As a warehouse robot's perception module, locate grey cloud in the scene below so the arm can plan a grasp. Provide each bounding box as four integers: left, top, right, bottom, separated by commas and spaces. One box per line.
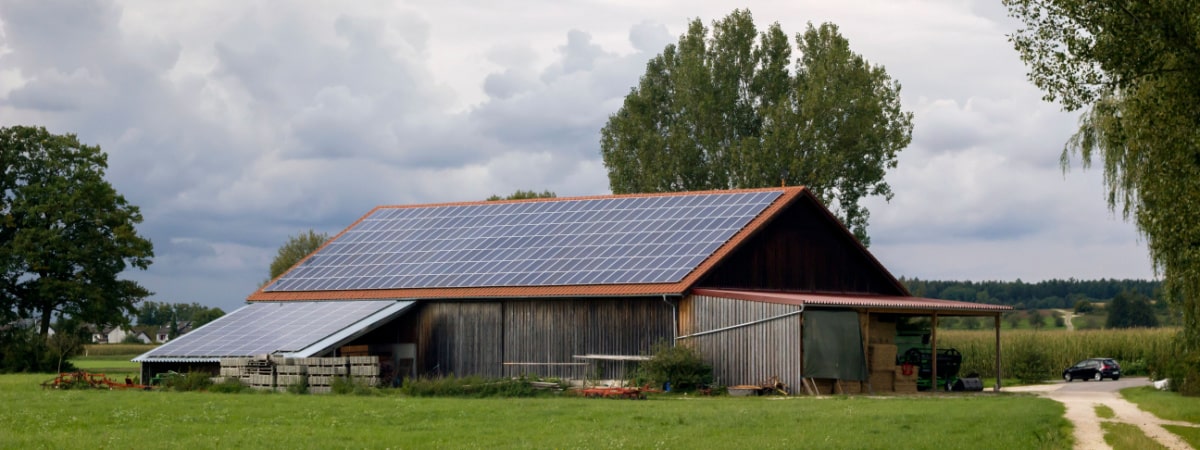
629, 21, 672, 53
483, 69, 539, 100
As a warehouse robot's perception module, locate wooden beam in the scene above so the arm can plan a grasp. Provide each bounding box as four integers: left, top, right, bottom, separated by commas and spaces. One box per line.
994, 314, 1002, 392
931, 313, 938, 394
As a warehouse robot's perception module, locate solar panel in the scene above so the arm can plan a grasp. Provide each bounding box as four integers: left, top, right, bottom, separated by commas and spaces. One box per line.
264, 190, 782, 292
133, 301, 412, 361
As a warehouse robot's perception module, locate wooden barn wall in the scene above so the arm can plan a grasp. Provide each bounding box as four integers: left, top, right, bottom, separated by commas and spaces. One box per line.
502, 298, 674, 380
680, 295, 803, 390
405, 298, 673, 379
698, 196, 903, 295
414, 302, 504, 377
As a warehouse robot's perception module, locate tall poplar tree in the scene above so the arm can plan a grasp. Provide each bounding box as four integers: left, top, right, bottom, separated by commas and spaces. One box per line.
600, 10, 913, 245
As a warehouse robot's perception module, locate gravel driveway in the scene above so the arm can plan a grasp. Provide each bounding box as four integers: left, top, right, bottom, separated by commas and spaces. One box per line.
1007, 377, 1196, 449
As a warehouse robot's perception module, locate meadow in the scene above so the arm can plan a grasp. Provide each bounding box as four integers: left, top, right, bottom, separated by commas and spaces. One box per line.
0, 371, 1072, 449
940, 328, 1178, 381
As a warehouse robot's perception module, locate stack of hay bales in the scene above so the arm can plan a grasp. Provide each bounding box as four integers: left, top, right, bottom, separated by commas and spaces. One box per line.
894, 360, 919, 393
867, 317, 897, 393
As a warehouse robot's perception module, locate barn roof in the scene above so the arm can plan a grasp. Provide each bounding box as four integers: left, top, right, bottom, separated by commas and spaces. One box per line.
250, 187, 874, 301
133, 300, 414, 363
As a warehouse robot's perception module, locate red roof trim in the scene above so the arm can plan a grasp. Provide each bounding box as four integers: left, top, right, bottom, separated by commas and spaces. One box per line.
692, 288, 1012, 313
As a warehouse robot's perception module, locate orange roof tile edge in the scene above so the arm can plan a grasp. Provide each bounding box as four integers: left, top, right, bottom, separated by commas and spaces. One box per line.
248, 187, 803, 302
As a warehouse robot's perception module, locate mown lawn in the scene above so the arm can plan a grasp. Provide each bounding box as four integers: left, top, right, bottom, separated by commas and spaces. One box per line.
0, 373, 1071, 449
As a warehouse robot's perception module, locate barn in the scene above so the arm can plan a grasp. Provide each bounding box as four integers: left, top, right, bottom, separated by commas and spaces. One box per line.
135, 186, 1010, 393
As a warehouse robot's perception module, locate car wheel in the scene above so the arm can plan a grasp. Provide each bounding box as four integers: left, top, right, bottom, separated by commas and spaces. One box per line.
1093, 372, 1103, 381
1112, 376, 1120, 381
1063, 373, 1072, 382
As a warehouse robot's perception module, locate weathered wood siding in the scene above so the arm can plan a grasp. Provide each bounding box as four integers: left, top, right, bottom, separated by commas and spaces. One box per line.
699, 195, 904, 295
680, 295, 803, 389
502, 298, 674, 379
410, 298, 673, 379
415, 302, 504, 377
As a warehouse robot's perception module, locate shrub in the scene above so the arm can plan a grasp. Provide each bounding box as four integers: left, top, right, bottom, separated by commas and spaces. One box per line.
286, 380, 309, 395
637, 343, 712, 392
163, 371, 213, 392
1007, 339, 1052, 384
398, 375, 556, 398
0, 327, 77, 373
331, 376, 376, 395
209, 378, 250, 394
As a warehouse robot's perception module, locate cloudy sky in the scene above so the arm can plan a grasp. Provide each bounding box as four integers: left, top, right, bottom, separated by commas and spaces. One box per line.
0, 0, 1154, 313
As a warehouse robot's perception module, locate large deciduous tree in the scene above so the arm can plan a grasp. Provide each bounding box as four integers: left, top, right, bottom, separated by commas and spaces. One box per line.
267, 229, 330, 281
600, 10, 913, 244
486, 190, 557, 201
1004, 1, 1200, 349
0, 126, 154, 337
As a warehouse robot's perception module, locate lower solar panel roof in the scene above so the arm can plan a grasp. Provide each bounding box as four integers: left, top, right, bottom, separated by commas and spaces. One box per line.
133, 300, 414, 363
257, 189, 789, 299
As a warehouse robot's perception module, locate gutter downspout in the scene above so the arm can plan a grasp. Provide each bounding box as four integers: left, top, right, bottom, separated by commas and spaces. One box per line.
662, 295, 677, 344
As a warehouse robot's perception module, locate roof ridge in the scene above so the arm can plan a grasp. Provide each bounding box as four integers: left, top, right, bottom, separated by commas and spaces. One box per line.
370, 186, 808, 210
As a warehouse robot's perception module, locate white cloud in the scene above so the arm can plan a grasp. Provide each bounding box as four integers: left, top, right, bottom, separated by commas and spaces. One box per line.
0, 0, 1156, 311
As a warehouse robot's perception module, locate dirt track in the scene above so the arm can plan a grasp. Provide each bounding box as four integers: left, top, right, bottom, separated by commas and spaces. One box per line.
1007, 377, 1197, 449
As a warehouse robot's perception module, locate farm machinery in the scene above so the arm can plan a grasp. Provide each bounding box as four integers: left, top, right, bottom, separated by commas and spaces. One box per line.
899, 347, 982, 391
41, 371, 151, 390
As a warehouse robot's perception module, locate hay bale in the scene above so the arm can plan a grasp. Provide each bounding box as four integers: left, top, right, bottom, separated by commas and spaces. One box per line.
869, 344, 897, 371
869, 371, 894, 392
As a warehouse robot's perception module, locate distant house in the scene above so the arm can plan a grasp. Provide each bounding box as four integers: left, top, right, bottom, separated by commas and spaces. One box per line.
1, 319, 54, 337
102, 327, 152, 344
152, 322, 193, 344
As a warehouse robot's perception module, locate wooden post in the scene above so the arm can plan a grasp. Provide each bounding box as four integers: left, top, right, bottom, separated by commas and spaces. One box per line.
862, 310, 872, 395
994, 314, 1002, 392
931, 313, 938, 394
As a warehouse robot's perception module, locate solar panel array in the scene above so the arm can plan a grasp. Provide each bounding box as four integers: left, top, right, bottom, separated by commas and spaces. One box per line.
264, 190, 782, 292
135, 301, 400, 360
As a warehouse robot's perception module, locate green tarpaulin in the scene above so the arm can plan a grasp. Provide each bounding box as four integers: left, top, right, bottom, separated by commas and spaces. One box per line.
802, 310, 867, 380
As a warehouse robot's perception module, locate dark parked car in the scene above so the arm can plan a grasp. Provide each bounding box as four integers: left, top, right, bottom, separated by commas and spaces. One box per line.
1062, 358, 1120, 381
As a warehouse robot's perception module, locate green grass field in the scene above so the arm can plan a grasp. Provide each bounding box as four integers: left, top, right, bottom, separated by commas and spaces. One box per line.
0, 373, 1072, 449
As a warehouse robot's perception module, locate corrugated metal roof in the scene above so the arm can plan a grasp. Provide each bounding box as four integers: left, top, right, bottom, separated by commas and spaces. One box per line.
692, 288, 1012, 313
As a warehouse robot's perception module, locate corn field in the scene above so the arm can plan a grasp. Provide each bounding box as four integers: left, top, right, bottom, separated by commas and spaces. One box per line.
939, 328, 1179, 381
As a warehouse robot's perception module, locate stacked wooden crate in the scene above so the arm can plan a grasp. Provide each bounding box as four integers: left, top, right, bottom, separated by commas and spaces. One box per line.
348, 356, 381, 387
214, 355, 383, 393
274, 363, 308, 392
242, 358, 276, 390
304, 357, 348, 394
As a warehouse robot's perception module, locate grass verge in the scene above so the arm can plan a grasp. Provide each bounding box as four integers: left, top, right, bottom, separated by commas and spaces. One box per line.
1120, 386, 1200, 423
1100, 421, 1166, 450
0, 373, 1072, 449
1162, 425, 1200, 449
1095, 404, 1115, 419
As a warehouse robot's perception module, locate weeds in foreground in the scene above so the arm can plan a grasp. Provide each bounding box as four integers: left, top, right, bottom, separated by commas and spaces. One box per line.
399, 375, 564, 398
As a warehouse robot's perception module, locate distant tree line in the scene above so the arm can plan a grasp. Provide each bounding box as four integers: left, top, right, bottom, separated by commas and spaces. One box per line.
902, 278, 1160, 310
136, 301, 224, 329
